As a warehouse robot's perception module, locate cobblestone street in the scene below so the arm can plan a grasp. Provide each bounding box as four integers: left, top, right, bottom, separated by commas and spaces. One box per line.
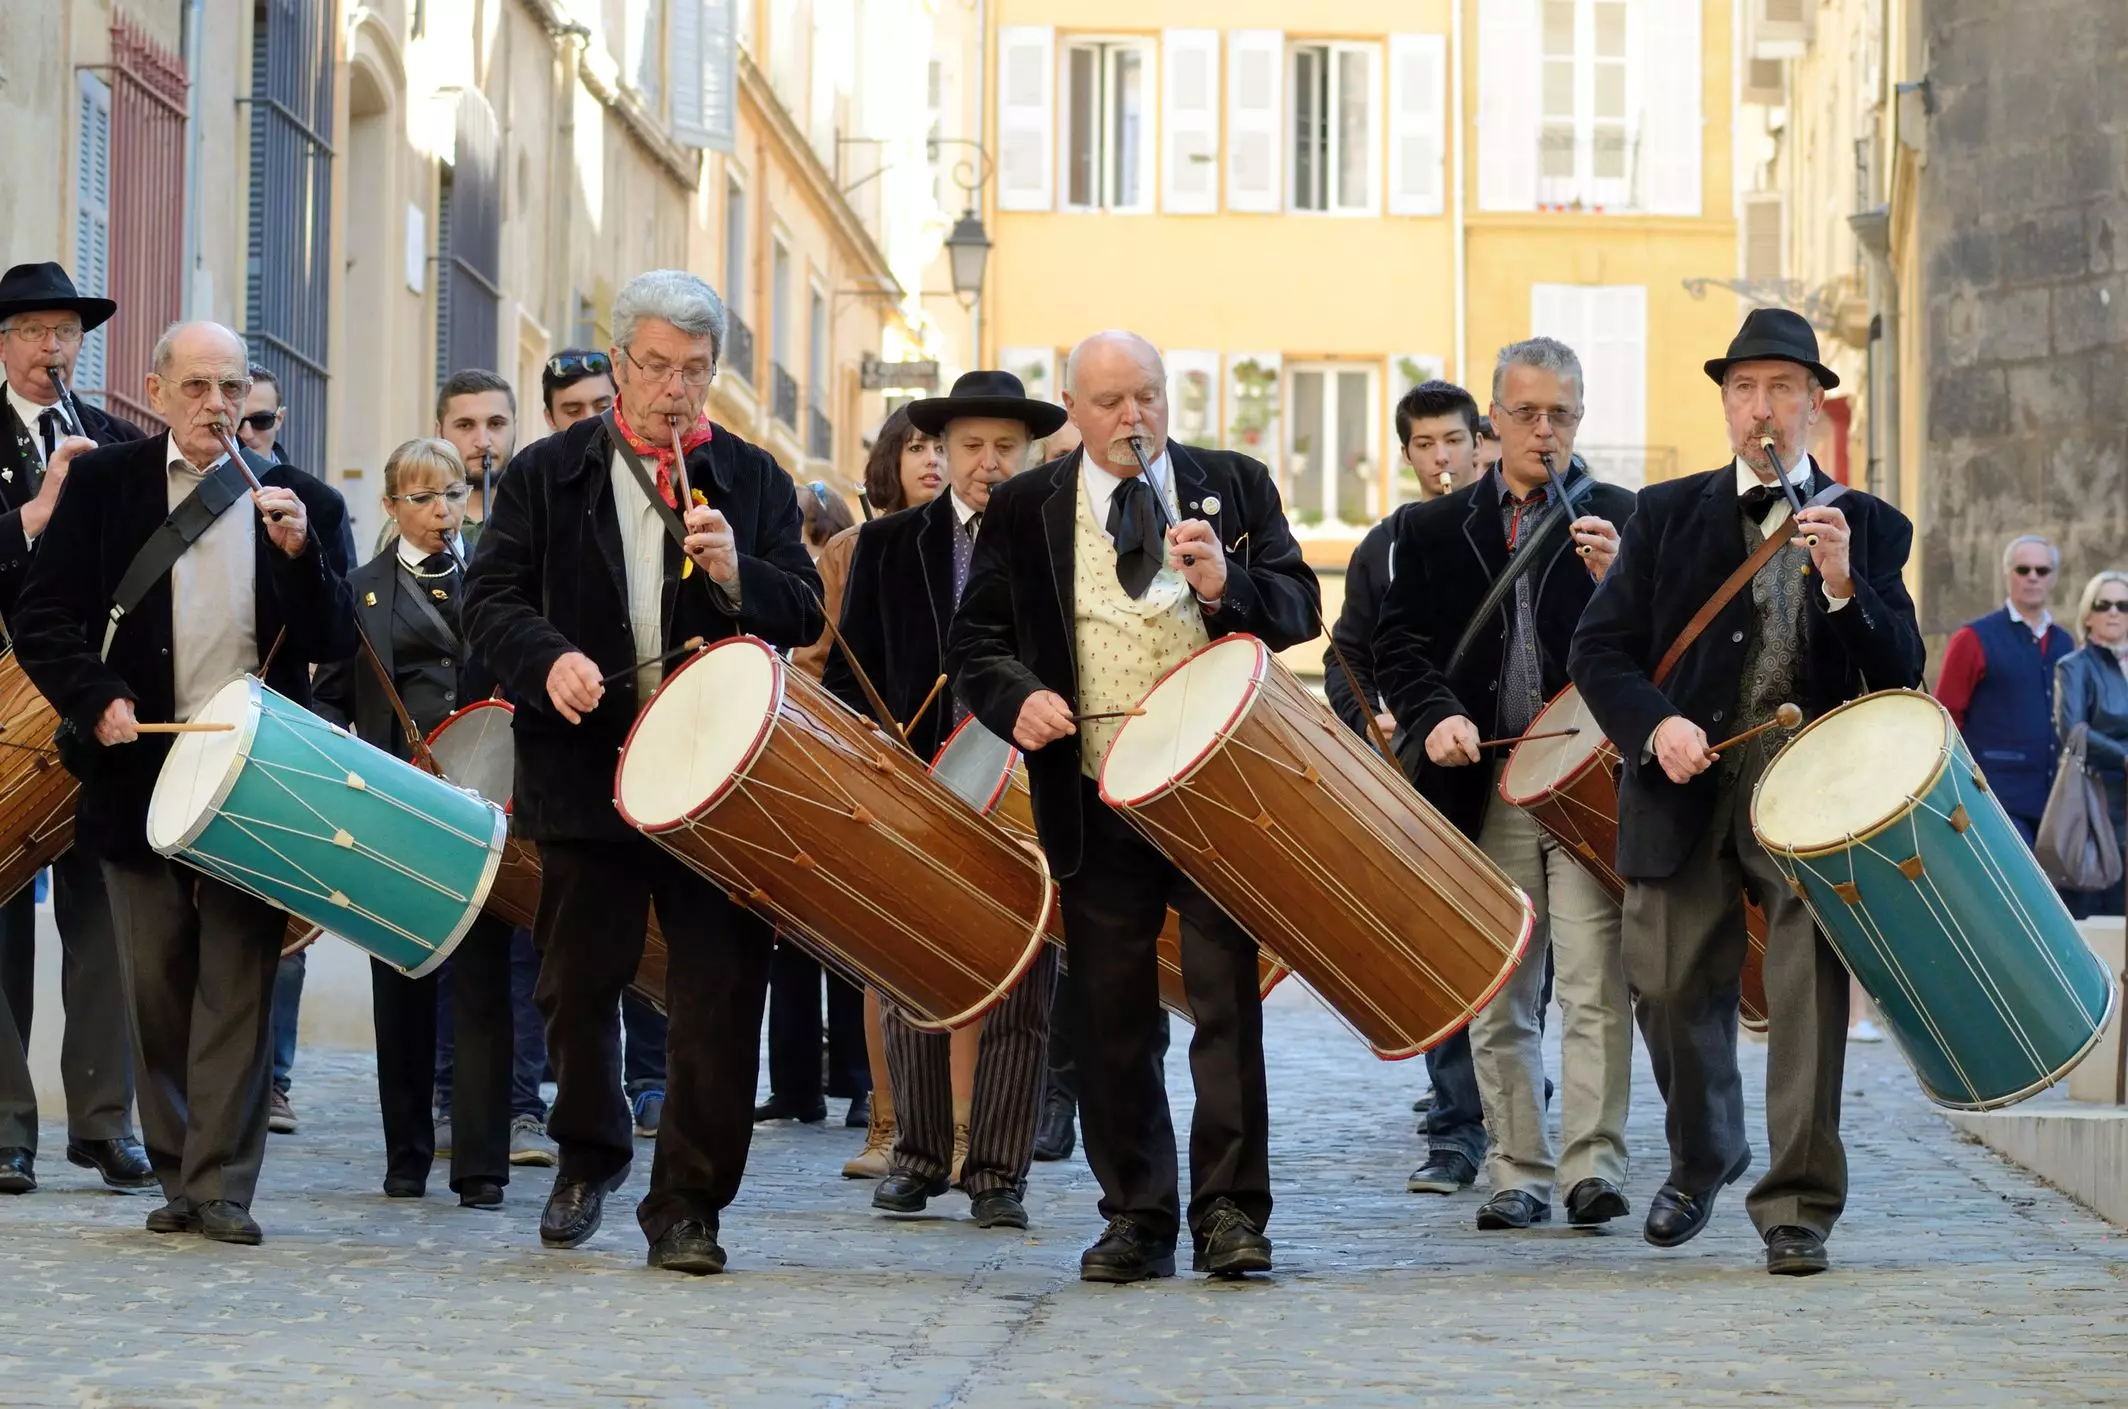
2, 983, 2123, 1407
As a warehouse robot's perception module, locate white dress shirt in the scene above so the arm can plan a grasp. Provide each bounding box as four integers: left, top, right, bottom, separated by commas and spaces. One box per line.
610, 448, 672, 702
166, 434, 259, 720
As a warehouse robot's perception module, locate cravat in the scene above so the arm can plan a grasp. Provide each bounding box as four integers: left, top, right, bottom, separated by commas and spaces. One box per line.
1108, 476, 1164, 599
38, 408, 62, 462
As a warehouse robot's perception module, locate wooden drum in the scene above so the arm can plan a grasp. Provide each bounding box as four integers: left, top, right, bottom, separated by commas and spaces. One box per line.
1499, 685, 1772, 1031
1098, 635, 1534, 1059
0, 650, 79, 904
615, 637, 1054, 1030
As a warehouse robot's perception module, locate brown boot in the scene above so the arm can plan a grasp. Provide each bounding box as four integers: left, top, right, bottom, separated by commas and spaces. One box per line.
949, 1097, 972, 1187
842, 1086, 896, 1179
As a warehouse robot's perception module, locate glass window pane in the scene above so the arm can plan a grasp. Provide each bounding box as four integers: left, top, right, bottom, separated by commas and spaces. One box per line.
1336, 49, 1369, 209
1595, 1, 1627, 58
1543, 60, 1574, 118
1289, 370, 1325, 524
1593, 122, 1626, 179
1541, 122, 1575, 178
1594, 61, 1625, 119
724, 180, 746, 314
1335, 370, 1371, 525
1543, 0, 1576, 57
1067, 47, 1096, 207
1292, 48, 1323, 211
1111, 48, 1144, 207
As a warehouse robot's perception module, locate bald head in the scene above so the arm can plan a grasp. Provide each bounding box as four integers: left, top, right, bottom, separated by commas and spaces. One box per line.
147, 321, 255, 468
1062, 331, 1168, 474
152, 320, 248, 378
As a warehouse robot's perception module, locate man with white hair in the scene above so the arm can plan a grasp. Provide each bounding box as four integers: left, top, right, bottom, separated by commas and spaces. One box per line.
947, 330, 1320, 1284
465, 268, 823, 1275
12, 319, 357, 1244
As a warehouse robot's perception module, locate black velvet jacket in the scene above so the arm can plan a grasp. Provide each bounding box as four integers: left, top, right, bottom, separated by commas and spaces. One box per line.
823, 490, 961, 762
0, 395, 144, 619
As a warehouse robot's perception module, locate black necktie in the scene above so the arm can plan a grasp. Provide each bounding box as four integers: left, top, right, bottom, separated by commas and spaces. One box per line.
1740, 483, 1787, 520
38, 408, 61, 462
1108, 476, 1164, 599
420, 552, 457, 578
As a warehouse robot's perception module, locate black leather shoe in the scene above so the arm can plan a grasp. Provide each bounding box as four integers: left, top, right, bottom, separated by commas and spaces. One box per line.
67, 1137, 157, 1192
1765, 1225, 1830, 1276
1081, 1216, 1176, 1283
647, 1219, 727, 1275
872, 1170, 950, 1214
459, 1178, 505, 1210
1475, 1190, 1551, 1230
1565, 1177, 1631, 1227
844, 1092, 870, 1128
1192, 1198, 1272, 1278
1032, 1088, 1076, 1162
541, 1178, 607, 1248
0, 1147, 34, 1195
383, 1175, 426, 1199
1406, 1151, 1477, 1194
197, 1199, 262, 1245
752, 1095, 828, 1123
1644, 1149, 1752, 1249
970, 1188, 1028, 1229
144, 1198, 195, 1234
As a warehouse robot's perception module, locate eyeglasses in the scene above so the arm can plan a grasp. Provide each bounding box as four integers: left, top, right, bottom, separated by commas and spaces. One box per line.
1499, 405, 1584, 428
3, 322, 85, 345
390, 486, 471, 509
2013, 564, 2056, 578
2093, 600, 2128, 613
173, 377, 253, 403
239, 411, 280, 432
546, 351, 612, 380
621, 346, 715, 389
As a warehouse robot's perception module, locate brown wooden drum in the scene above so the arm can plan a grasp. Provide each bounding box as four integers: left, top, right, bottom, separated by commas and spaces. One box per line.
0, 650, 79, 904
930, 716, 1289, 1021
1097, 636, 1534, 1059
615, 637, 1054, 1030
1498, 684, 1771, 1031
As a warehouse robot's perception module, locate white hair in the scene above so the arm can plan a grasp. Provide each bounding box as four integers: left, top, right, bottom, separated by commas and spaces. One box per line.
1492, 337, 1584, 404
2077, 571, 2128, 643
2002, 533, 2061, 576
1063, 330, 1164, 395
612, 269, 727, 364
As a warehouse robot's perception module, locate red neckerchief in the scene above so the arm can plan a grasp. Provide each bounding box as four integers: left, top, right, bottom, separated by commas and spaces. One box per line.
613, 395, 713, 509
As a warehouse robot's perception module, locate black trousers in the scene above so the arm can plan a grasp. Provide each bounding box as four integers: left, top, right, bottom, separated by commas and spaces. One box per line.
1058, 777, 1270, 1247
533, 836, 774, 1243
371, 913, 513, 1191
765, 940, 868, 1103
0, 849, 137, 1151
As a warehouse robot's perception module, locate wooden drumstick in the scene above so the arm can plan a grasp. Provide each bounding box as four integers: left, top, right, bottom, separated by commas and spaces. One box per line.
902, 673, 949, 737
131, 722, 237, 734
1760, 436, 1818, 547
1708, 702, 1804, 758
597, 636, 707, 689
1072, 708, 1146, 724
1474, 726, 1580, 751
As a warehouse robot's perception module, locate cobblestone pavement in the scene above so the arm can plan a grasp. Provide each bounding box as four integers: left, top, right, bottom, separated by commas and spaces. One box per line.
1, 983, 2123, 1407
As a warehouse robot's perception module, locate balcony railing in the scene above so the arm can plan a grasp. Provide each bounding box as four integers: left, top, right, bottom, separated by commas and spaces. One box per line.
771, 363, 799, 429
723, 312, 755, 386
807, 403, 832, 462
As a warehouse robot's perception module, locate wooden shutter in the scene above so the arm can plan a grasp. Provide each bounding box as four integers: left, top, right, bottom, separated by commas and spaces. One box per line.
1162, 29, 1220, 215
1639, 0, 1703, 216
997, 26, 1054, 211
1387, 33, 1446, 217
74, 72, 112, 398
671, 0, 738, 152
1476, 0, 1538, 211
1225, 29, 1282, 213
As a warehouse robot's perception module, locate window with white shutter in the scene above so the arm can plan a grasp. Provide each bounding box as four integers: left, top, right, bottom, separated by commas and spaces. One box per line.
670, 0, 738, 152
1537, 0, 1635, 210
1742, 194, 1784, 281
1530, 283, 1649, 488
1387, 34, 1447, 217
1165, 349, 1221, 445
1637, 0, 1702, 215
1286, 363, 1382, 528
1161, 30, 1219, 215
73, 71, 112, 400
1290, 42, 1380, 215
1477, 0, 1539, 211
998, 26, 1055, 211
1225, 30, 1283, 214
1060, 36, 1157, 213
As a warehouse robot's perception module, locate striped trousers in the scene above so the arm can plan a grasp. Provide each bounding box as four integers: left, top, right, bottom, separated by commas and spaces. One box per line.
881, 945, 1058, 1197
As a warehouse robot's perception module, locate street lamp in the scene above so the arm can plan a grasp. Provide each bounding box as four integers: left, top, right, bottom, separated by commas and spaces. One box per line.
943, 210, 991, 304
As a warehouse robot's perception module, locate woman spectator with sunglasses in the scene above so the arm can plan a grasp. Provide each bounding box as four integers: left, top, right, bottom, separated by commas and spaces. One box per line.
2055, 570, 2128, 916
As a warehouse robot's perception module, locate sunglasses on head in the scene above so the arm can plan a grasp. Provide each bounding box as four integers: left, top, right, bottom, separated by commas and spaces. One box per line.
546, 351, 612, 380
807, 480, 832, 513
2013, 564, 2056, 577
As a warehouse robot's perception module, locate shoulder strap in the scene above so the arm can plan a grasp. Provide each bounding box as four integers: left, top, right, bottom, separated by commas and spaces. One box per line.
99, 453, 255, 659
600, 410, 692, 556
1650, 482, 1848, 689
1441, 467, 1597, 679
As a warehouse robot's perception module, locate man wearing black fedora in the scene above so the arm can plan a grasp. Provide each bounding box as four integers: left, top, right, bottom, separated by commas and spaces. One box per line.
0, 260, 154, 1199
823, 369, 1065, 1231
1570, 307, 1923, 1276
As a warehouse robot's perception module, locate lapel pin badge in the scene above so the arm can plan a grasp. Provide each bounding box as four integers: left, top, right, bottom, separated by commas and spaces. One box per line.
363, 591, 377, 607
1200, 495, 1221, 517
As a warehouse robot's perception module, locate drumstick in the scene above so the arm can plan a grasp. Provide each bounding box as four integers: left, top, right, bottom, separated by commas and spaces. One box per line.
1540, 452, 1591, 558
598, 636, 707, 689
902, 673, 948, 737
131, 722, 237, 734
1474, 726, 1580, 751
1708, 702, 1804, 759
1072, 708, 1146, 724
1760, 436, 1818, 547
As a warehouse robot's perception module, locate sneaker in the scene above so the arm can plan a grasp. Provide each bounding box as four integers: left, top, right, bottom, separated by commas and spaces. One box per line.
632, 1090, 665, 1139
508, 1114, 558, 1167
268, 1088, 298, 1135
1406, 1150, 1478, 1194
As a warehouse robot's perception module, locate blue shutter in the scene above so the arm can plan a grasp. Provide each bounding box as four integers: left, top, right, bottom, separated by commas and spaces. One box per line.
670, 0, 737, 152
74, 72, 112, 401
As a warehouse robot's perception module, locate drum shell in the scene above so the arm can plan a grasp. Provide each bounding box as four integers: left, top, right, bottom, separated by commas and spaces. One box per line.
1104, 638, 1533, 1059
0, 651, 79, 903
618, 643, 1053, 1030
1755, 690, 2120, 1110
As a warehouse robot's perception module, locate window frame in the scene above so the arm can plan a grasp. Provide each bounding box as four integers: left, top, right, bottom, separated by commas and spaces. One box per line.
1537, 0, 1639, 210
1057, 34, 1158, 214
1283, 360, 1383, 532
1287, 39, 1382, 217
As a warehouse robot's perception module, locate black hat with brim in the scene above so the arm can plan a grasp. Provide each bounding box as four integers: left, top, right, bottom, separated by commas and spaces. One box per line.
0, 262, 117, 333
1703, 305, 1840, 391
906, 368, 1069, 439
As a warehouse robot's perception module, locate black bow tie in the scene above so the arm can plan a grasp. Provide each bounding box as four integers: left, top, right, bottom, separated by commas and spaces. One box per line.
1108, 476, 1165, 599
1740, 482, 1792, 518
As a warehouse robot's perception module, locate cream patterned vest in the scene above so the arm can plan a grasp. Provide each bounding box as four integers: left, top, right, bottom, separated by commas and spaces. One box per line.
1073, 469, 1210, 776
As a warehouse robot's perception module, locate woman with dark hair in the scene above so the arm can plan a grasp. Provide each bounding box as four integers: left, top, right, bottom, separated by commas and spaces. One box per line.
863, 405, 945, 516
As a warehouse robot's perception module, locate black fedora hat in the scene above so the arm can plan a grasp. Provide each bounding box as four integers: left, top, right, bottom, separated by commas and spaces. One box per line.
1703, 306, 1839, 391
0, 262, 117, 333
906, 369, 1068, 439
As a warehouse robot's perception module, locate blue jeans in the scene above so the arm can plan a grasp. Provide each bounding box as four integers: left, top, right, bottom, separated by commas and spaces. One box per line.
437, 928, 548, 1120
1422, 1027, 1486, 1166
271, 950, 306, 1094
622, 991, 667, 1097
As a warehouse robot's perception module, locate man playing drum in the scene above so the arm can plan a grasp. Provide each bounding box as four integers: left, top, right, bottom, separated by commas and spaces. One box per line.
946, 331, 1320, 1283
1374, 339, 1637, 1233
463, 269, 823, 1275
824, 369, 1065, 1231
1569, 307, 1924, 1276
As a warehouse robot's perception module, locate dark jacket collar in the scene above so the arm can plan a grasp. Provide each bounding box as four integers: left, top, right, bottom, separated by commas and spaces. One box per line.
557, 413, 736, 496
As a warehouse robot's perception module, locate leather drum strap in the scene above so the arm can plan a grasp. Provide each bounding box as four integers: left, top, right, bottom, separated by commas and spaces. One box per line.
1650, 484, 1848, 690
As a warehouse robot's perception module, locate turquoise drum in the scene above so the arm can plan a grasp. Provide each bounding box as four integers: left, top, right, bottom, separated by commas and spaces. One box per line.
1752, 689, 2119, 1110
147, 675, 507, 977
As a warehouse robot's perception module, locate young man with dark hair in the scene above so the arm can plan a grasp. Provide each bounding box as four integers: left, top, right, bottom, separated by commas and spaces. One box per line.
435, 370, 517, 522
541, 350, 616, 432
1393, 380, 1484, 505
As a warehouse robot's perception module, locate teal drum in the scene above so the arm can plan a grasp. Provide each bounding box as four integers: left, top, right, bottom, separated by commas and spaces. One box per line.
1751, 689, 2119, 1111
147, 675, 507, 977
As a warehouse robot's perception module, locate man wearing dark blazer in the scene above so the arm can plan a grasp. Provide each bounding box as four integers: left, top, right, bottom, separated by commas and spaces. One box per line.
825, 370, 1064, 1231
464, 269, 823, 1275
947, 331, 1319, 1284
12, 321, 357, 1244
1570, 308, 1925, 1276
0, 261, 156, 1197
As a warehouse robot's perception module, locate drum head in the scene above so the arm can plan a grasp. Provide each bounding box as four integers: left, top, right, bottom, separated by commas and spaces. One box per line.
615, 637, 780, 832
1099, 635, 1266, 807
1498, 686, 1605, 804
146, 676, 259, 853
929, 715, 1017, 814
426, 700, 516, 809
1754, 691, 1949, 853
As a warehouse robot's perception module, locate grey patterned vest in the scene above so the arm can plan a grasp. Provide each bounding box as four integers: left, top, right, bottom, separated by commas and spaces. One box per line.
1727, 516, 1810, 777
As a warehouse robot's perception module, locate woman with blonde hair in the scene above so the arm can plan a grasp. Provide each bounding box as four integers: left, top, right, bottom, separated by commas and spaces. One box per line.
2055, 569, 2128, 916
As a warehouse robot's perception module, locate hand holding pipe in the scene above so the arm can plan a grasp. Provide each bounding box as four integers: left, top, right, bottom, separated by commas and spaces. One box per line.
1539, 451, 1591, 558
209, 423, 293, 522
1760, 437, 1818, 547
